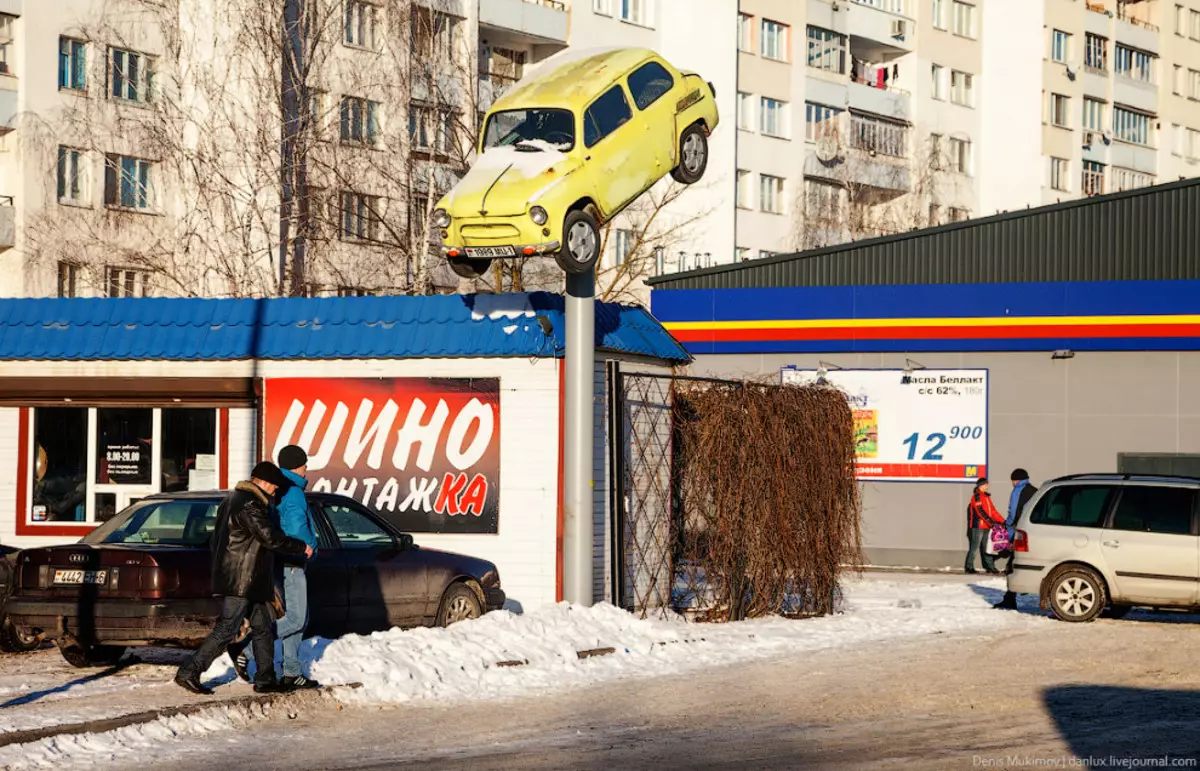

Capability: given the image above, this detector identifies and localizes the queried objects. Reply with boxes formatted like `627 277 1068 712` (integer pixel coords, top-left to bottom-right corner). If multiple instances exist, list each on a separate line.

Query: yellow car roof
490 47 660 113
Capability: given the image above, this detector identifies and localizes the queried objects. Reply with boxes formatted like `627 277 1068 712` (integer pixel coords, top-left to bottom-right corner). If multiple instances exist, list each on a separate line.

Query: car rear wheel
0 617 43 653
670 124 709 185
58 640 127 668
447 255 492 280
555 210 600 274
436 582 483 628
1047 566 1107 623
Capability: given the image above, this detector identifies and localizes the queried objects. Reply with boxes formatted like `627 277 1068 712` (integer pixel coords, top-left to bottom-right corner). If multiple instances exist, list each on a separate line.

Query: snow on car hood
446 143 577 217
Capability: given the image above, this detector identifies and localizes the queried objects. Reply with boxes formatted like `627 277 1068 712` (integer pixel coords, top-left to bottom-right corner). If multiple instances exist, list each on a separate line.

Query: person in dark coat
994 468 1038 610
174 462 311 695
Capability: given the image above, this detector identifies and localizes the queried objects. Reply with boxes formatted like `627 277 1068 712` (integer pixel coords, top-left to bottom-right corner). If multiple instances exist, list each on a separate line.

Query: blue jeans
179 596 275 686
277 565 309 677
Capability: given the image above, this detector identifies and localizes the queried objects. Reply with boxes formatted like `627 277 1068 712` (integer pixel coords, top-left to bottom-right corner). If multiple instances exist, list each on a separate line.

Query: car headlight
432 208 451 228
529 206 548 226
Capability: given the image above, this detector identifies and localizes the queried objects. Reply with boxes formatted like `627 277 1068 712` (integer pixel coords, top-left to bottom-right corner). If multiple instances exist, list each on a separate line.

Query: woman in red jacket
965 477 1006 574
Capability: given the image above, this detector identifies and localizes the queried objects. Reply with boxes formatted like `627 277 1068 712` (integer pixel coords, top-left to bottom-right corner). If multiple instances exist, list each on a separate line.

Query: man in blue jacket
994 468 1037 610
272 444 321 689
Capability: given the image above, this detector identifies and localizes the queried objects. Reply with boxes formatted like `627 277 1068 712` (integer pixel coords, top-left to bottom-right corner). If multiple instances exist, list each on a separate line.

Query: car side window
322 503 395 549
628 61 675 111
584 85 633 148
1029 485 1114 528
1110 486 1196 535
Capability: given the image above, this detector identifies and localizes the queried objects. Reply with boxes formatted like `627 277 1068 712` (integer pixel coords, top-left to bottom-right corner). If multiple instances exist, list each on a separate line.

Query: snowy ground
0 575 1049 768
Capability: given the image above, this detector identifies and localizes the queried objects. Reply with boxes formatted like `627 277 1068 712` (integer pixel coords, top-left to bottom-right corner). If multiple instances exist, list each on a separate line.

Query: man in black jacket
175 462 311 695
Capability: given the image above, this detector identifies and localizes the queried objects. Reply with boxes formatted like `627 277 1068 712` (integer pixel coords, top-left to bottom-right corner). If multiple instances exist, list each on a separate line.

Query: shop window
161 409 217 492
96 408 153 485
31 407 88 522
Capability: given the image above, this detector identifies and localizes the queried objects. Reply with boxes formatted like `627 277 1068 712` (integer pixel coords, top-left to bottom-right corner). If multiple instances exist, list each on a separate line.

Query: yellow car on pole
433 47 719 278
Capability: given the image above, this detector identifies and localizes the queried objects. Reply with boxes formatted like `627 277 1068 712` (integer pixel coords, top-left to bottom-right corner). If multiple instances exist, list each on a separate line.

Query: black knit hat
975 477 989 488
1011 468 1030 482
278 445 308 471
250 461 289 488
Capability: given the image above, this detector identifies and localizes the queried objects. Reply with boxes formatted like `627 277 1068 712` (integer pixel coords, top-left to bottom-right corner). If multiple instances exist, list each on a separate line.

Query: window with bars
57 147 87 206
1082 160 1106 196
805 102 841 141
345 1 378 48
110 47 153 103
1112 106 1153 146
762 19 789 61
806 27 846 74
340 96 381 145
106 267 150 298
103 154 154 211
59 38 87 91
1085 34 1107 72
340 191 382 242
1115 44 1155 83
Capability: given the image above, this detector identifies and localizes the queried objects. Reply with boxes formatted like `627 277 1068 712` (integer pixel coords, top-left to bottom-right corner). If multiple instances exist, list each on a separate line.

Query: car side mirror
398 533 414 550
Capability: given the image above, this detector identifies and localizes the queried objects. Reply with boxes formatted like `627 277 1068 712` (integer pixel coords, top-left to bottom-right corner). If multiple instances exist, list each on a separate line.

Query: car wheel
447 255 492 279
1047 566 1107 623
1102 604 1133 619
555 210 600 274
436 582 482 628
0 617 43 653
58 641 126 668
670 124 709 185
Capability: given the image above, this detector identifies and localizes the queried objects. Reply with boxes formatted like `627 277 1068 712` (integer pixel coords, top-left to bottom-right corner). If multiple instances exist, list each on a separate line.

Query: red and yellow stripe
663 315 1200 343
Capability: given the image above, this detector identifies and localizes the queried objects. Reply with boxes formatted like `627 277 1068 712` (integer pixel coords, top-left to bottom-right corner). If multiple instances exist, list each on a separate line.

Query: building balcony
809 0 913 63
478 0 568 47
0 196 14 252
804 114 911 195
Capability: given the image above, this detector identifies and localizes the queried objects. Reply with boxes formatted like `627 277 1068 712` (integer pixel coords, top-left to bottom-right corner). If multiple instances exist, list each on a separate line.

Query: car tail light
447 249 460 258
1013 529 1029 552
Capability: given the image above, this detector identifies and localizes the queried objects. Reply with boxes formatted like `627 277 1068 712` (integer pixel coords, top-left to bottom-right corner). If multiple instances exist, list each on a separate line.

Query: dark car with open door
3 491 505 667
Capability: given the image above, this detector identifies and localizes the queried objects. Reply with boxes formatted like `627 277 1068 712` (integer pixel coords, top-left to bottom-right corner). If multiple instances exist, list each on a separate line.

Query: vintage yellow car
432 47 719 277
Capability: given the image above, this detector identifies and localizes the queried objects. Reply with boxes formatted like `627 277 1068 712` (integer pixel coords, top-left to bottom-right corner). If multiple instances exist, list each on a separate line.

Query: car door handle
1102 540 1120 548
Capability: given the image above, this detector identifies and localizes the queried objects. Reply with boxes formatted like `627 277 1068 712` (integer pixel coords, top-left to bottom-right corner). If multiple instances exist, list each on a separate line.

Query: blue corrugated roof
0 293 691 364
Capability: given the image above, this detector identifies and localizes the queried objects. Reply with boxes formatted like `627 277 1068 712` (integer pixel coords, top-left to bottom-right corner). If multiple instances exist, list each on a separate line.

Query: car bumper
1006 562 1046 595
444 241 560 259
484 587 506 612
4 596 222 646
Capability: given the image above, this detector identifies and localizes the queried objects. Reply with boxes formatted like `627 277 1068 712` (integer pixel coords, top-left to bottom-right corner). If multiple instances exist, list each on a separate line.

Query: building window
106 267 150 298
345 0 378 48
593 0 611 15
1192 8 1200 40
931 64 945 100
1190 128 1200 158
1190 69 1200 100
761 19 789 61
948 137 972 174
928 204 941 225
1112 106 1153 146
612 228 635 265
1083 98 1105 132
308 89 328 136
760 97 788 138
340 96 381 146
952 1 976 38
1082 160 1105 196
1115 44 1155 83
806 26 846 74
1084 34 1107 72
1112 167 1155 191
1050 157 1069 192
0 15 14 75
1051 30 1070 63
337 286 374 297
340 191 382 242
1174 65 1184 95
57 147 88 206
736 169 753 209
620 0 650 26
850 113 908 157
410 7 458 59
932 0 947 30
59 38 87 91
804 178 842 223
738 13 754 52
57 262 79 298
1049 93 1070 128
409 103 456 155
947 207 970 223
759 174 785 215
805 102 841 140
110 47 153 103
950 70 974 107
737 92 754 130
103 154 155 211
1177 4 1186 35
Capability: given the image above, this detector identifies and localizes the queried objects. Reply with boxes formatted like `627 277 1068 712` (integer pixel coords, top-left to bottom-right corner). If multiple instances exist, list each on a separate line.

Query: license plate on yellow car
465 246 516 258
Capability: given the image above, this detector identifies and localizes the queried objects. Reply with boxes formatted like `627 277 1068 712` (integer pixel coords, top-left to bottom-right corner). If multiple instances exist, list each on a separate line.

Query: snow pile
469 294 536 321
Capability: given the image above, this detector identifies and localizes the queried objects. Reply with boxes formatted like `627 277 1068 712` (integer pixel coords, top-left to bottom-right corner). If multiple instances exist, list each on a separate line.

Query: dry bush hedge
673 380 862 621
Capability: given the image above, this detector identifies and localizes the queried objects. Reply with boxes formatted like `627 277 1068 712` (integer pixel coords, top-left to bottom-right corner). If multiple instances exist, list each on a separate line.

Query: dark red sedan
4 491 505 667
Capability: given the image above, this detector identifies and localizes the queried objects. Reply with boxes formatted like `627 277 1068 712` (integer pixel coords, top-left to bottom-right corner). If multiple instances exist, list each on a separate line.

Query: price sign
781 368 988 483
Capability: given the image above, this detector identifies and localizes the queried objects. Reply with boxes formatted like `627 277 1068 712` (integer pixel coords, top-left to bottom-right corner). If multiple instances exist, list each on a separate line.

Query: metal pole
563 268 595 605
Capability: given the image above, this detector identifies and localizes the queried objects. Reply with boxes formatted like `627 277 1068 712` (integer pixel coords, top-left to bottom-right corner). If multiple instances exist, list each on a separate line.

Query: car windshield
82 498 222 546
483 108 576 152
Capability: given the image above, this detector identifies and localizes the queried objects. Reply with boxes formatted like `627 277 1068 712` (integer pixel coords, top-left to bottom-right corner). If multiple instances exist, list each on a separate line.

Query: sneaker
280 675 321 690
253 679 294 694
233 652 251 683
985 569 1002 575
174 671 214 696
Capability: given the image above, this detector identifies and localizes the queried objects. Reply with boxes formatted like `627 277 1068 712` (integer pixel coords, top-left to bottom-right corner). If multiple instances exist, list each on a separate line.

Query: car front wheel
670 124 709 185
1047 566 1107 623
555 210 601 274
436 582 483 627
447 255 492 280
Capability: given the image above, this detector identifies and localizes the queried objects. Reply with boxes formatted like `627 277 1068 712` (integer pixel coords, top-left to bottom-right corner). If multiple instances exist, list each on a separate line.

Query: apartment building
0 0 483 299
982 0 1200 213
734 0 984 261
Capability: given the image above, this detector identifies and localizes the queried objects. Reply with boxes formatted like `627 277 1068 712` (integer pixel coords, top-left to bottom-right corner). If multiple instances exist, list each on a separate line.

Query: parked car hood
413 545 496 577
445 144 579 218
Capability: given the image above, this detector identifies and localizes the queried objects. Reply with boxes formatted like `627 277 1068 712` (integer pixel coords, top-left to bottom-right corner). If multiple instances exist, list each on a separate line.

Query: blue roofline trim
0 293 692 365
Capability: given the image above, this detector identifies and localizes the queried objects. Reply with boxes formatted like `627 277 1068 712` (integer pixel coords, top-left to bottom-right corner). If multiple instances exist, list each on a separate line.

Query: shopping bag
986 526 1010 555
